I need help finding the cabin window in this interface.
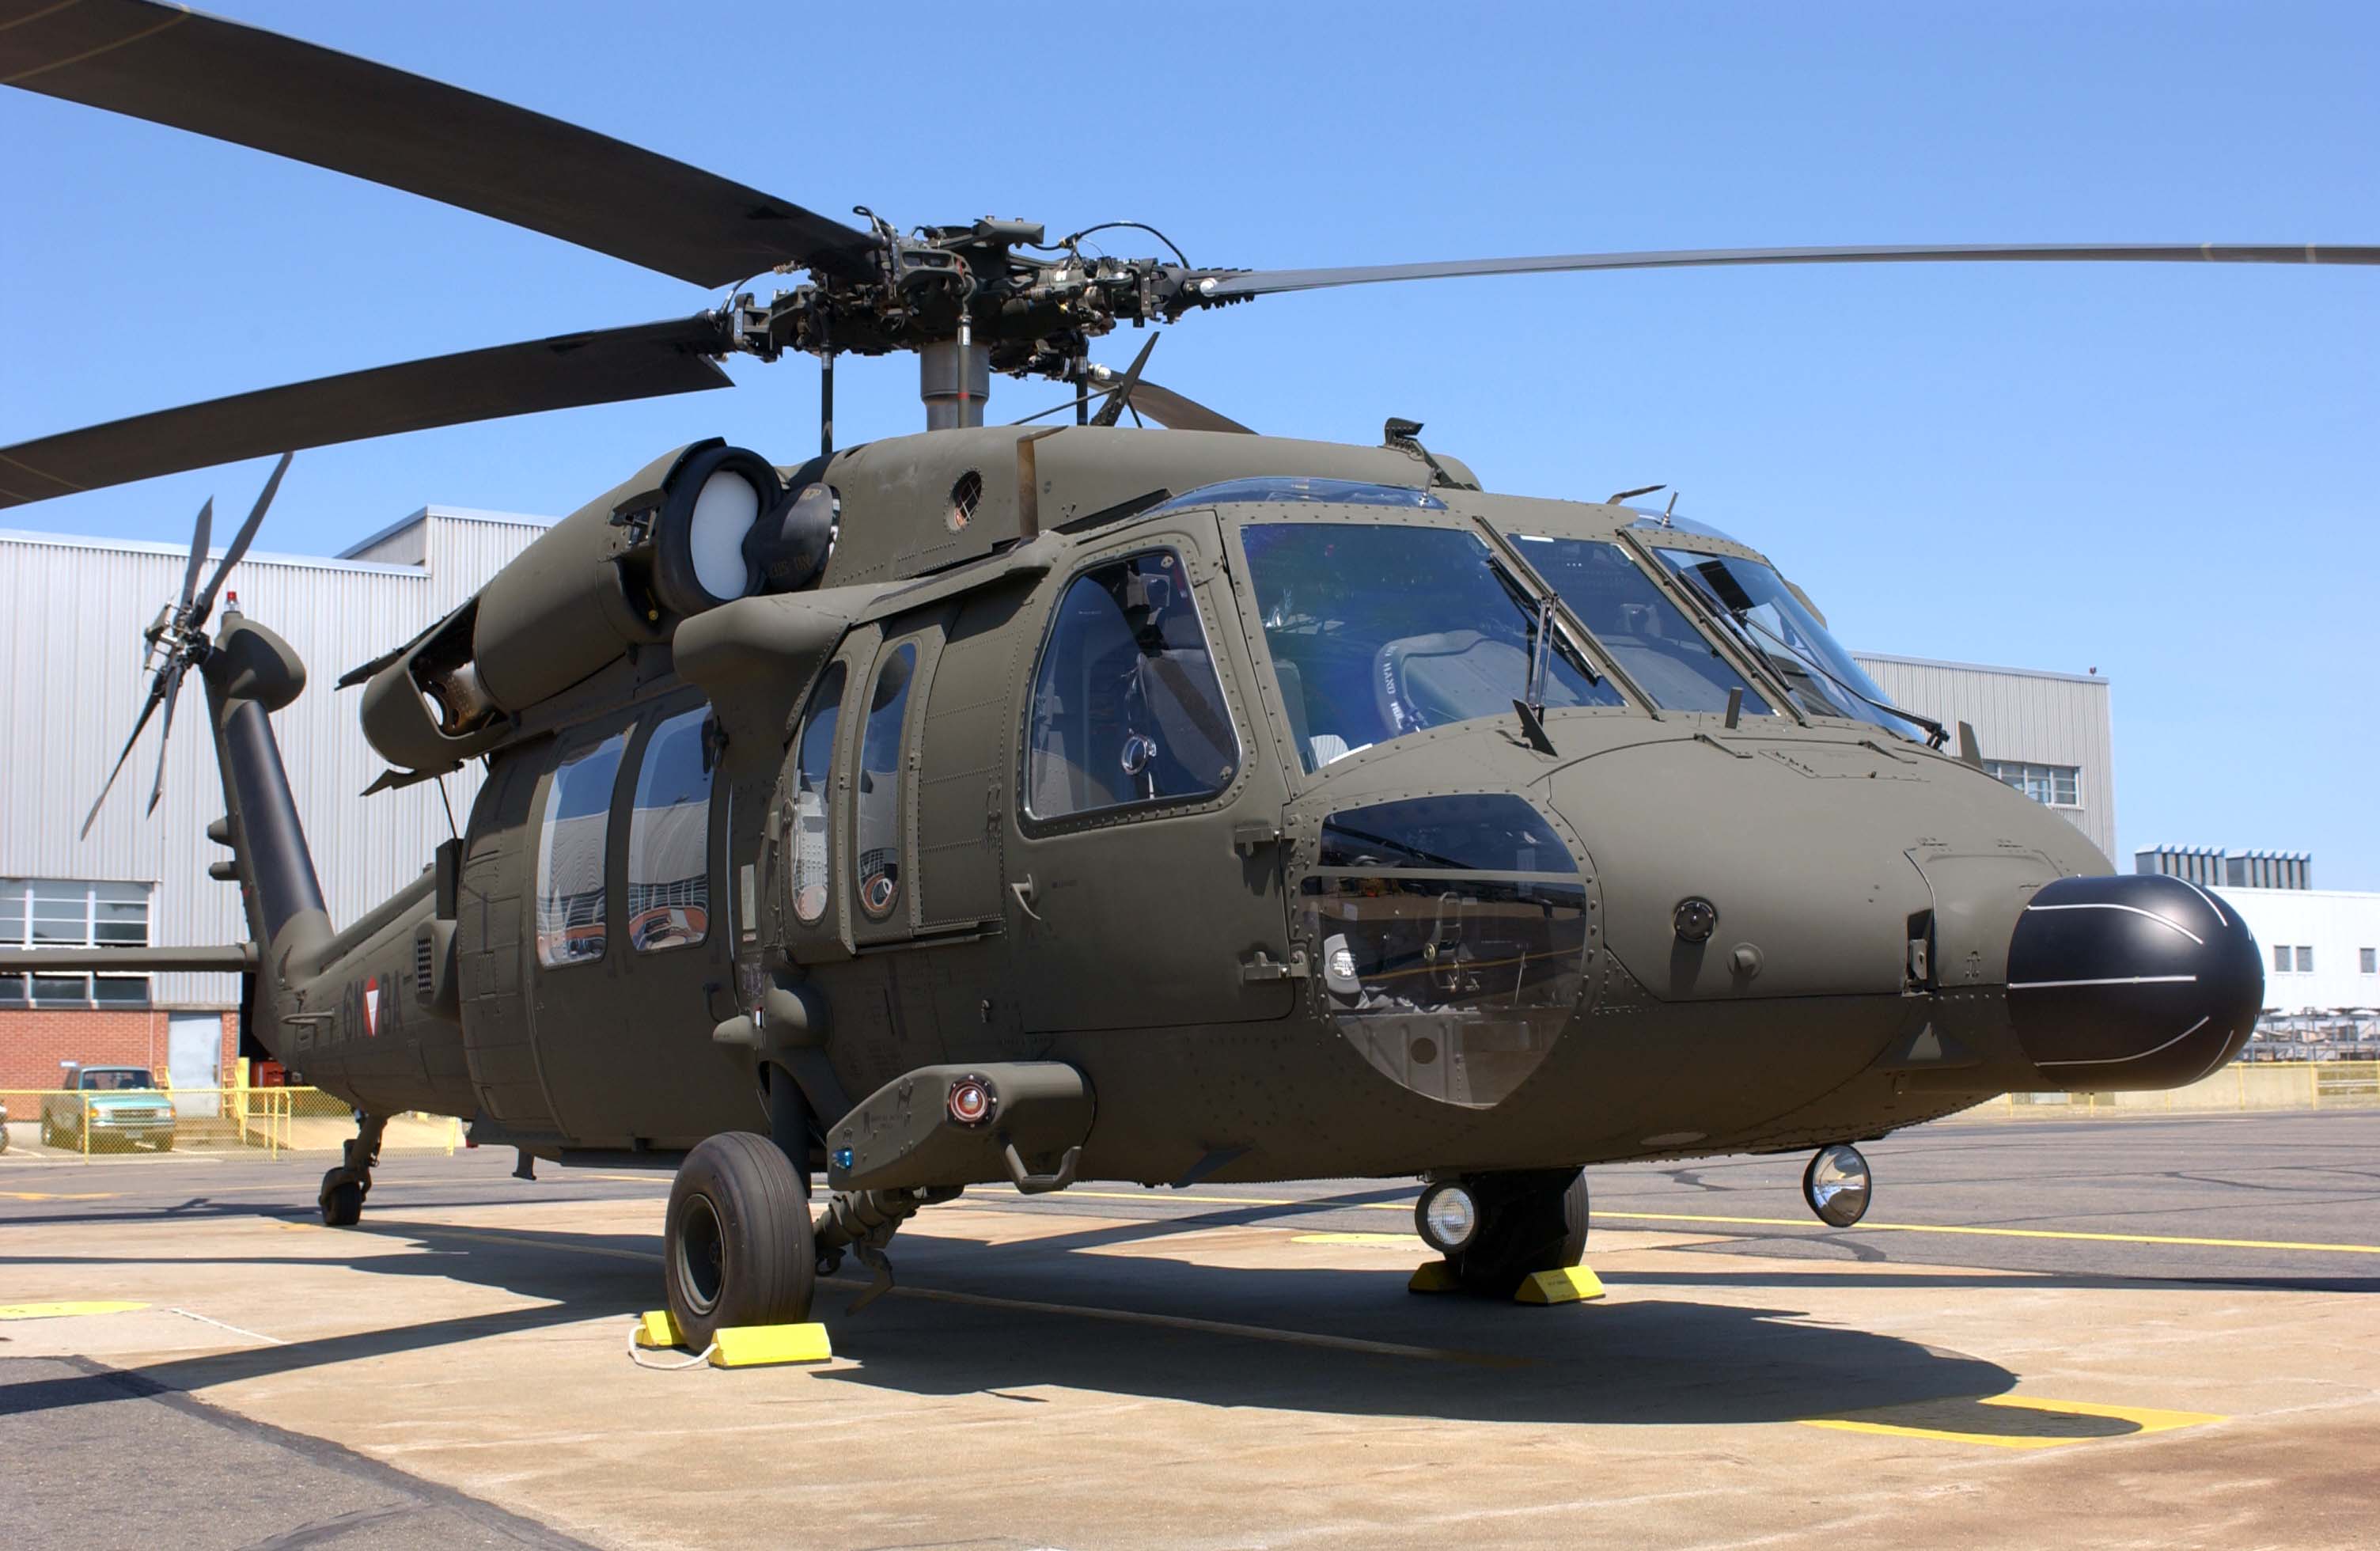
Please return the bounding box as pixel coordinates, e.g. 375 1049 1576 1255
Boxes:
535 731 627 967
789 664 847 925
1025 550 1240 821
856 644 917 919
626 708 712 954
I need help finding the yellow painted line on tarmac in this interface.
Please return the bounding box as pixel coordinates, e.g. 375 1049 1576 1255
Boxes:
1292 1232 1413 1246
1801 1394 2225 1451
1595 1210 2380 1256
0 1301 147 1319
0 1189 117 1201
1066 1189 2380 1257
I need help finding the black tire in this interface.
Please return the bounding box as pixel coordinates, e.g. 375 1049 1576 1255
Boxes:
321 1174 363 1227
664 1132 815 1348
1450 1168 1588 1295
154 1134 176 1153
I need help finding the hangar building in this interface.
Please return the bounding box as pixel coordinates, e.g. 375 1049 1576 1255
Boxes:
2 506 2124 1090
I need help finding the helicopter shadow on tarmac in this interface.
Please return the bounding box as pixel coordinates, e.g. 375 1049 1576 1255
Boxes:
0 1200 2023 1430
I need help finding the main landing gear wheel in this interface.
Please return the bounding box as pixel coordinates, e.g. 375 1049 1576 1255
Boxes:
665 1132 817 1349
319 1174 363 1227
1417 1167 1588 1296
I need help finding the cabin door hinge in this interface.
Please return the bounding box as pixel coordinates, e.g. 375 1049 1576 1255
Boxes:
1240 948 1309 983
1231 821 1283 857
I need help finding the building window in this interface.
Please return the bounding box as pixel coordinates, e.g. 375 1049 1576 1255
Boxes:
0 878 151 1008
2273 943 2291 974
625 708 713 954
1982 760 2080 808
536 732 627 967
2361 947 2376 975
2296 945 2314 974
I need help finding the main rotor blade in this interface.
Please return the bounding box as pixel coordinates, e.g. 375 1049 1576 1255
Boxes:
189 451 291 629
0 317 731 508
0 0 873 286
1202 242 2380 300
81 669 172 839
144 665 184 817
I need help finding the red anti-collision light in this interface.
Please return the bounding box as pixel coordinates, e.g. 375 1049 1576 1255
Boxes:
948 1077 993 1126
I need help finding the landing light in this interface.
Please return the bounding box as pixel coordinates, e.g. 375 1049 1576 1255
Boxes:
1415 1181 1480 1254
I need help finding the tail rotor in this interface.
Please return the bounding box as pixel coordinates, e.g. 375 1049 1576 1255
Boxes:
81 453 294 838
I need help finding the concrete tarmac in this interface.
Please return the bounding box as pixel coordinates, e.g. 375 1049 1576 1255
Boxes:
2 1112 2374 1549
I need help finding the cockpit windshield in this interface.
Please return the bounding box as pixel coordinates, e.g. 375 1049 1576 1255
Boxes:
1241 523 1623 771
1653 548 1909 734
1507 534 1773 716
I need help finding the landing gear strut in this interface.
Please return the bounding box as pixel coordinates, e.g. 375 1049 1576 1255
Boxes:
319 1113 385 1227
1415 1167 1588 1295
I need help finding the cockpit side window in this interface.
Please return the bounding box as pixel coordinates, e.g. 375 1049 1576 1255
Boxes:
535 731 627 967
1654 548 1906 733
1025 549 1240 822
1507 535 1773 716
625 707 712 954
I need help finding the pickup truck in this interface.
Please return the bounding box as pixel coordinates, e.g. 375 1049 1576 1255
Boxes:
42 1065 177 1151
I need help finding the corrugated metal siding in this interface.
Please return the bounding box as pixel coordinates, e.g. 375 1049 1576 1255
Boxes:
1852 654 2116 859
1 514 544 1007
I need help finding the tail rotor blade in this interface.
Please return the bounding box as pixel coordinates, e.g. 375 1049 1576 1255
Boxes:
81 669 173 839
1089 335 1162 429
177 495 214 613
144 667 186 817
190 452 290 628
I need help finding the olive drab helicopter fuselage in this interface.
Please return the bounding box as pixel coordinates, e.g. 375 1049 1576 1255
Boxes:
0 0 2321 1342
176 420 2261 1327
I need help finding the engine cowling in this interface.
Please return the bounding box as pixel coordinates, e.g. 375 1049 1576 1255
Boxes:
358 440 835 772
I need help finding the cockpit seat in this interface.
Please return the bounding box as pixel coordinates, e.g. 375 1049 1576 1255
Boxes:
1375 631 1529 734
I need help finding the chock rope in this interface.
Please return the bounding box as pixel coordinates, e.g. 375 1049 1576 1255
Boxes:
625 1318 718 1371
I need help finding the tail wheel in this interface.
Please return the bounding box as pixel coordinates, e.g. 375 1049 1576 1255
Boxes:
664 1132 816 1349
1449 1167 1587 1295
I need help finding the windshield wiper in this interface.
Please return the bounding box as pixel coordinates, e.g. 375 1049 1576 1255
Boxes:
1733 611 1949 749
1484 556 1600 685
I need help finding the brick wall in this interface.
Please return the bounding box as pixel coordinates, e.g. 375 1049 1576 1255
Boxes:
0 1008 237 1091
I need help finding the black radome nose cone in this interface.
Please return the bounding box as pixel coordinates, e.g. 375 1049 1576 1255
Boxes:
2006 874 2264 1090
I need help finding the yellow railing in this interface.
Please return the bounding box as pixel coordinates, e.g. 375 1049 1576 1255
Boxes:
1948 1060 2380 1120
0 1083 460 1161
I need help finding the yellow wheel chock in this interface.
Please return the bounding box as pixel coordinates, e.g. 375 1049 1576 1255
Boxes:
635 1308 834 1367
1514 1266 1606 1304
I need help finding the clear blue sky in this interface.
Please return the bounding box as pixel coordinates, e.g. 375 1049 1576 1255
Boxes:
4 2 2374 884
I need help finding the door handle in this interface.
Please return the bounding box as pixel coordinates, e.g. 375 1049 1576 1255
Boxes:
1009 874 1043 923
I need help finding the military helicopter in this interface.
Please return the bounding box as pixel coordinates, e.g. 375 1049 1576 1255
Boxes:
2 0 2357 1344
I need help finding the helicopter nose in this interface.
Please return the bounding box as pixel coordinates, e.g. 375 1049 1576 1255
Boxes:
2005 874 2263 1090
